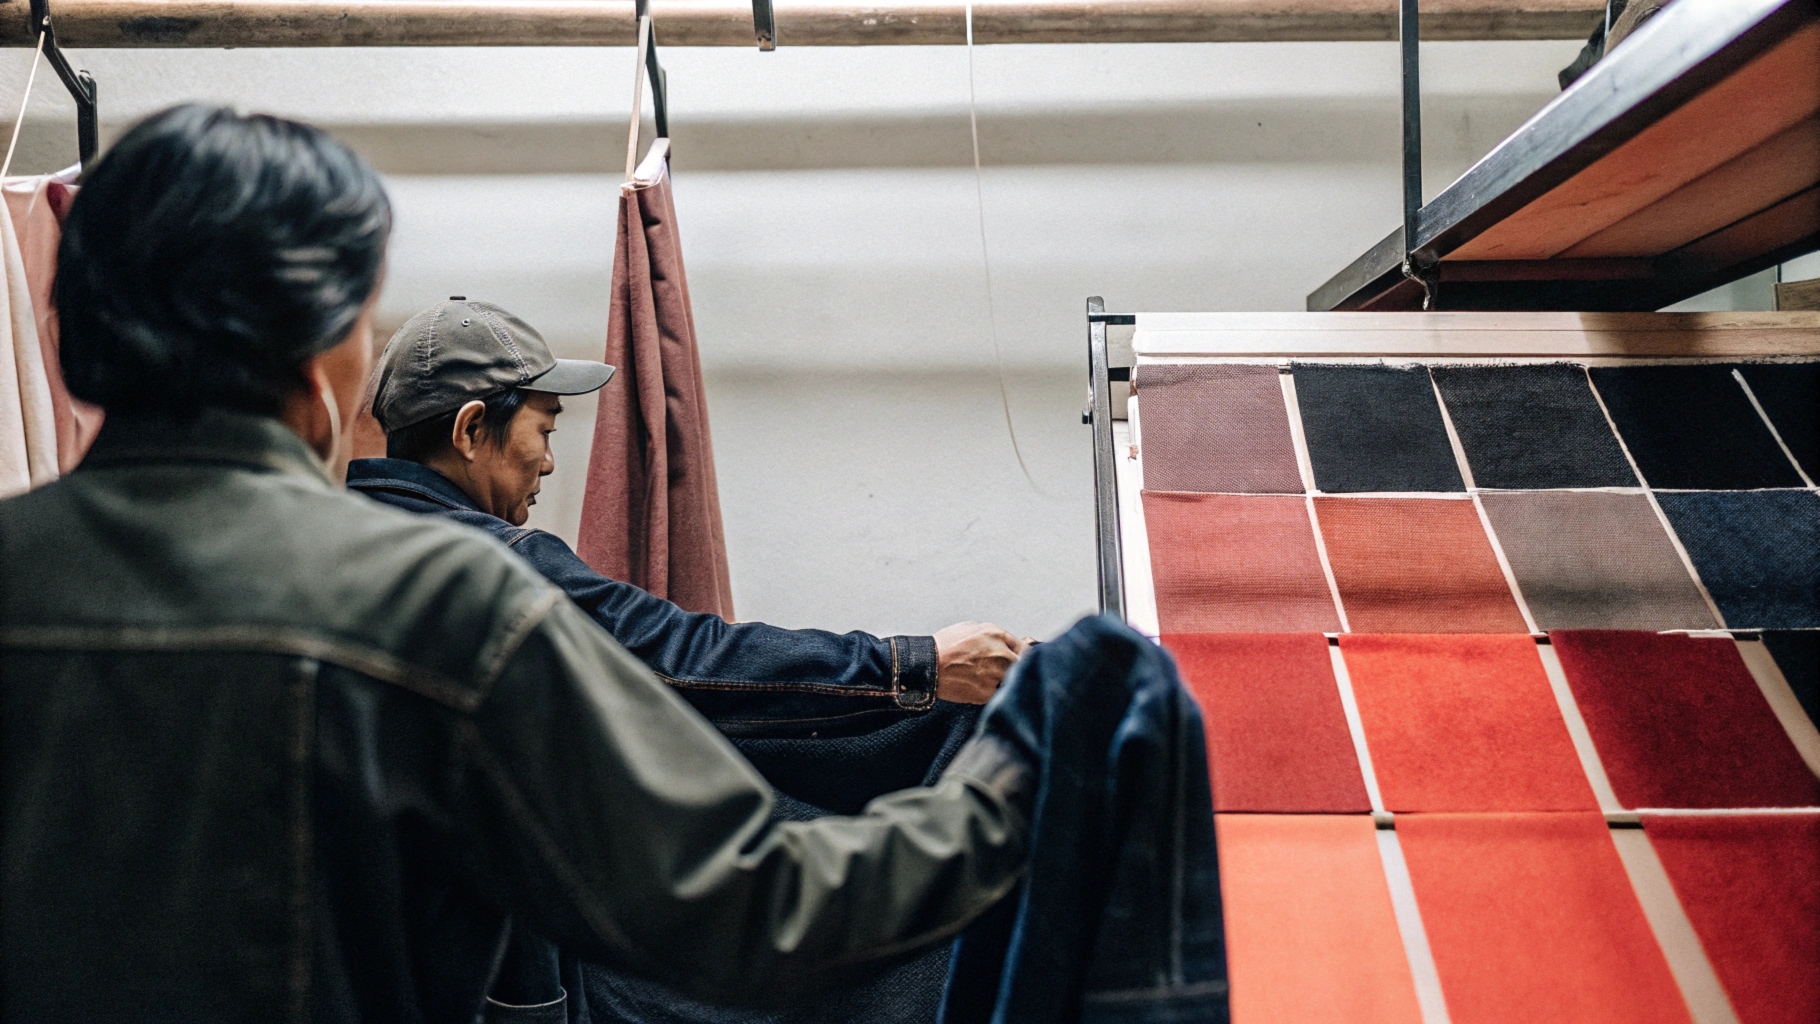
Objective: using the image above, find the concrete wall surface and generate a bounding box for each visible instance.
[1,38,1589,637]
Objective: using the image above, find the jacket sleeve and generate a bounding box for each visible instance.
[456,596,1028,1005]
[510,529,939,709]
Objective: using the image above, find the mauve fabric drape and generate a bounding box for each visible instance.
[578,142,734,618]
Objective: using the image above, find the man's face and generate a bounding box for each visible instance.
[477,392,561,526]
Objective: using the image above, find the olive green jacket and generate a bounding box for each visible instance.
[0,409,1028,1024]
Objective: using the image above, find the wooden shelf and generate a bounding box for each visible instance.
[1309,0,1820,312]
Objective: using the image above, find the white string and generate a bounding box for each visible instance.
[965,2,1053,496]
[2,31,47,181]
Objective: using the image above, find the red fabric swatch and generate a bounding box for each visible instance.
[1166,634,1369,812]
[1143,492,1342,633]
[1314,497,1528,633]
[1218,814,1423,1024]
[1643,814,1820,1024]
[1340,635,1596,811]
[1398,812,1692,1024]
[1551,631,1820,809]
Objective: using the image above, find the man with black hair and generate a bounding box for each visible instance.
[0,104,1032,1024]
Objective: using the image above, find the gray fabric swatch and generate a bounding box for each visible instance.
[1480,491,1715,630]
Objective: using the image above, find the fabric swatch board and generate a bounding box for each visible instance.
[1587,364,1803,490]
[1141,492,1341,633]
[1290,363,1462,493]
[1313,497,1528,633]
[1734,362,1817,481]
[1652,489,1819,629]
[1761,630,1819,726]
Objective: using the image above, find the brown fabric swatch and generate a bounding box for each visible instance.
[578,154,735,617]
[1136,364,1303,494]
[1479,491,1716,631]
[1315,497,1528,633]
[1143,491,1341,633]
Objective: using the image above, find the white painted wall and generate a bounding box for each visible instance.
[4,37,1598,637]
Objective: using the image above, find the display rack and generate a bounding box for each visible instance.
[1309,0,1820,312]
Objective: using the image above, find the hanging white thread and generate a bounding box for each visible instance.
[2,30,47,180]
[966,2,1054,496]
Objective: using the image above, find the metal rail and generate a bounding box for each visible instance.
[1084,297,1134,619]
[0,0,1604,48]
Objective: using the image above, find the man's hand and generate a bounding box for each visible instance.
[934,622,1032,704]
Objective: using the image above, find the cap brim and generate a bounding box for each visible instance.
[524,359,615,395]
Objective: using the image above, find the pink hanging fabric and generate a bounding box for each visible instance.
[3,176,99,474]
[578,141,734,617]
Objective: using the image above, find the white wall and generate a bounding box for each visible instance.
[2,38,1588,637]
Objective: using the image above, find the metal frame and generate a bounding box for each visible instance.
[752,0,776,50]
[1311,0,1818,312]
[30,0,98,166]
[1084,297,1134,618]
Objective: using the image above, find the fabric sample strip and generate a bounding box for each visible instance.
[1143,492,1342,633]
[1166,634,1369,813]
[1588,364,1804,489]
[1217,814,1423,1024]
[1737,361,1817,480]
[1397,813,1692,1024]
[1478,491,1715,630]
[1655,490,1820,629]
[1339,634,1596,812]
[1551,631,1820,809]
[1761,630,1819,727]
[1291,363,1463,493]
[1430,363,1637,489]
[1136,364,1304,494]
[1643,814,1820,1024]
[1314,497,1528,633]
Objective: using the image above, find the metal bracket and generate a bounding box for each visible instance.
[633,0,668,140]
[1085,296,1126,620]
[30,0,97,166]
[752,0,776,50]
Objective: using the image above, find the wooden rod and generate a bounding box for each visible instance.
[0,0,1603,47]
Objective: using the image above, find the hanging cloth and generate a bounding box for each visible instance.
[5,172,99,475]
[577,139,735,618]
[0,174,59,496]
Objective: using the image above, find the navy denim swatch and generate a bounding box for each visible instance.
[942,616,1227,1024]
[1737,362,1818,481]
[1656,490,1820,629]
[1589,365,1803,490]
[1292,364,1463,492]
[1431,364,1636,489]
[1761,631,1819,728]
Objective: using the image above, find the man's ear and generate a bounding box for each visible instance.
[448,401,488,462]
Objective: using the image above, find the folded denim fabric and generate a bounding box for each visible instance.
[941,616,1228,1024]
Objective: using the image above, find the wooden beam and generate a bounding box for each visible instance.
[0,0,1602,48]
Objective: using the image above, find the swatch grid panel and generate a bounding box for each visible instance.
[1132,355,1820,1024]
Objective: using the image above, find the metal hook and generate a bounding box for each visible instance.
[29,0,96,167]
[752,0,776,50]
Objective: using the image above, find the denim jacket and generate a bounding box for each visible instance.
[346,459,940,731]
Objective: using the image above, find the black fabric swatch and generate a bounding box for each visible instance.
[1656,490,1819,629]
[1738,362,1818,481]
[1431,364,1637,489]
[1292,363,1463,492]
[1589,365,1804,490]
[1761,631,1820,729]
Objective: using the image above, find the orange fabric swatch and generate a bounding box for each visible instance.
[1167,634,1369,812]
[1143,492,1342,633]
[1217,814,1422,1024]
[1314,497,1528,633]
[1340,635,1596,811]
[1643,814,1820,1024]
[1398,813,1692,1024]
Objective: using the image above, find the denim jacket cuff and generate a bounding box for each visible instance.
[888,635,939,710]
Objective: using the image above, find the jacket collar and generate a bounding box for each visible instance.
[80,408,333,486]
[345,457,482,513]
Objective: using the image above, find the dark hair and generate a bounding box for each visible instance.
[385,388,529,463]
[57,104,390,417]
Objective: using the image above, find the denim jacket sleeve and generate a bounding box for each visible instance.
[462,596,1030,1007]
[508,529,940,712]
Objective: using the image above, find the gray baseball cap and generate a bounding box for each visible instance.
[371,297,615,432]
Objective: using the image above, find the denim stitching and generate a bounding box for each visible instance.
[480,308,531,382]
[658,674,894,697]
